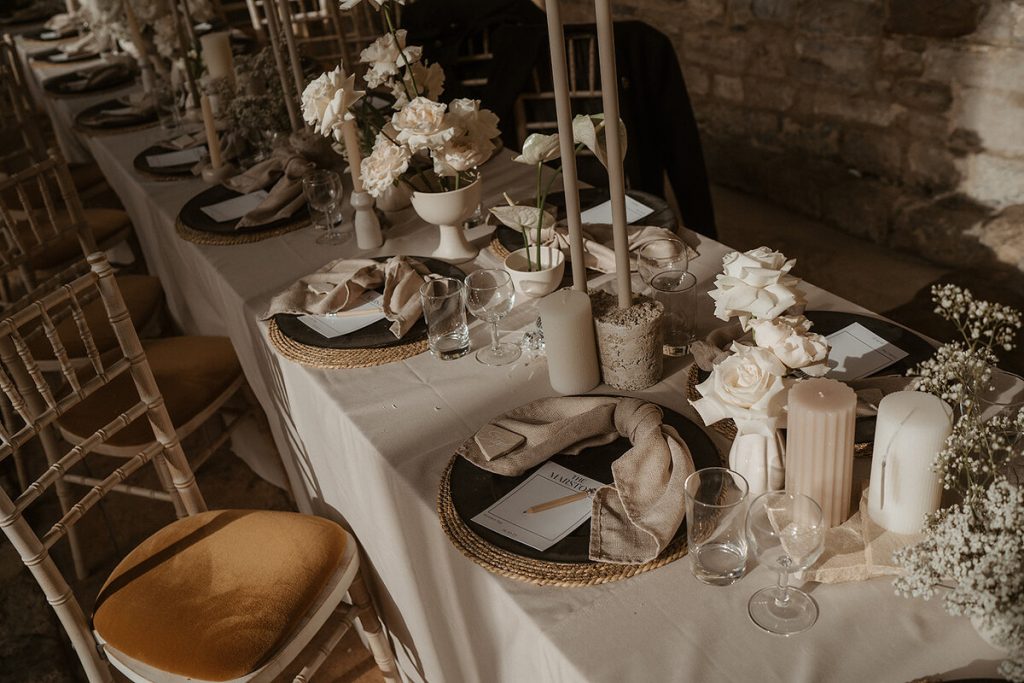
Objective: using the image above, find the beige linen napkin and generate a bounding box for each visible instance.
[224,143,312,229]
[521,224,697,274]
[63,63,130,92]
[59,32,104,56]
[459,396,697,565]
[263,256,432,339]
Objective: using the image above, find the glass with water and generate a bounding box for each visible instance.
[683,467,750,585]
[649,269,698,356]
[419,277,470,360]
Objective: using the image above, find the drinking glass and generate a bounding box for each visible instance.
[745,491,826,636]
[302,170,349,245]
[683,467,749,586]
[419,278,469,360]
[465,269,521,366]
[649,269,698,356]
[637,238,690,287]
[155,84,181,135]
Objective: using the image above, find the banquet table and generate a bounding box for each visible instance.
[19,55,1008,683]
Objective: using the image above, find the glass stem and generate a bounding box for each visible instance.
[774,569,791,608]
[489,321,500,352]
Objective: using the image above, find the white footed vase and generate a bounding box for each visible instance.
[504,247,565,298]
[728,424,785,496]
[411,179,482,262]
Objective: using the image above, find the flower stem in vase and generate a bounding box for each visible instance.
[383,4,419,96]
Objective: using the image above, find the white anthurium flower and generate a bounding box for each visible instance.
[572,113,627,168]
[360,30,422,89]
[360,136,411,198]
[708,247,805,328]
[513,133,560,165]
[302,68,365,138]
[489,204,556,234]
[392,97,455,152]
[690,343,789,430]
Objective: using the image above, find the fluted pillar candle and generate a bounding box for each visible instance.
[785,378,857,527]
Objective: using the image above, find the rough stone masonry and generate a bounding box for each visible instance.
[562,0,1024,277]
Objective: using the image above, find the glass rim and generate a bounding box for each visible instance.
[649,269,698,293]
[465,268,513,291]
[638,237,688,257]
[419,276,465,298]
[683,467,749,507]
[978,367,1024,407]
[748,489,824,517]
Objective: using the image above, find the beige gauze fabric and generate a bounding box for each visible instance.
[262,256,432,339]
[459,396,697,565]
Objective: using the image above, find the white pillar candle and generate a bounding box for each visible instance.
[593,0,632,309]
[200,94,222,169]
[544,0,587,293]
[867,391,952,535]
[537,289,600,394]
[785,378,857,527]
[199,31,234,86]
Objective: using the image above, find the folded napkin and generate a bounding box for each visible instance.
[459,396,697,564]
[43,12,79,34]
[523,224,697,274]
[58,32,101,56]
[263,255,433,339]
[62,62,130,92]
[223,141,315,228]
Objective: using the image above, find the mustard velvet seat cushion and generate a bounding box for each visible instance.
[60,336,241,447]
[26,274,163,360]
[27,207,131,270]
[93,510,348,681]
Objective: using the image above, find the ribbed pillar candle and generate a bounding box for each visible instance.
[785,378,857,527]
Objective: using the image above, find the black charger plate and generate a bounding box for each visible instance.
[133,144,202,178]
[273,257,463,350]
[74,98,157,131]
[43,66,134,96]
[178,183,310,236]
[449,400,720,563]
[493,188,676,257]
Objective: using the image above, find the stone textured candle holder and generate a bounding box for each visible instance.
[590,290,664,391]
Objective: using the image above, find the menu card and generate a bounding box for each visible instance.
[580,195,655,225]
[471,462,604,551]
[297,292,386,338]
[200,190,268,223]
[146,146,207,168]
[825,322,909,381]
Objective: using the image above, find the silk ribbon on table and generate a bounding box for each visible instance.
[460,396,696,565]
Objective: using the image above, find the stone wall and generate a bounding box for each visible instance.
[561,0,1024,274]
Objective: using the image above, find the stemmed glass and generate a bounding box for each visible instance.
[745,491,826,636]
[637,238,690,287]
[302,170,349,246]
[465,269,521,366]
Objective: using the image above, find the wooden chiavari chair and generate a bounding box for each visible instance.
[0,252,401,683]
[247,0,357,69]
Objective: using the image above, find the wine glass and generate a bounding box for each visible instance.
[465,269,521,366]
[745,491,826,636]
[637,238,690,287]
[302,170,349,246]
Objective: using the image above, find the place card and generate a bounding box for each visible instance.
[40,31,61,40]
[825,322,909,381]
[146,146,206,168]
[50,52,72,62]
[168,132,205,149]
[580,195,654,225]
[297,292,386,338]
[101,106,139,116]
[200,190,269,223]
[471,462,605,551]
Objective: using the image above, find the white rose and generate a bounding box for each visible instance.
[360,138,410,198]
[721,247,796,286]
[433,138,489,176]
[360,30,422,89]
[391,62,445,108]
[690,343,789,428]
[445,98,500,141]
[572,113,627,168]
[749,315,812,348]
[513,133,560,165]
[771,331,830,376]
[392,97,455,151]
[303,68,364,138]
[708,247,805,327]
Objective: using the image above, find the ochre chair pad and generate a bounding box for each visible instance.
[69,162,106,192]
[93,510,348,681]
[60,336,241,447]
[27,274,163,360]
[28,208,130,270]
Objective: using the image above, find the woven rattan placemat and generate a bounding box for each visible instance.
[174,214,309,246]
[267,318,428,369]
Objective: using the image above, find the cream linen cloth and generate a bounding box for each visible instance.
[459,396,697,565]
[803,489,919,583]
[224,143,313,229]
[523,224,697,274]
[263,256,432,339]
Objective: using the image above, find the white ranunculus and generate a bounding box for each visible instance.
[360,138,411,198]
[433,139,488,176]
[489,204,556,233]
[360,30,422,89]
[513,133,560,165]
[302,68,364,137]
[690,343,789,429]
[749,315,812,349]
[392,97,455,152]
[771,331,830,376]
[572,113,627,168]
[708,247,805,328]
[391,61,445,108]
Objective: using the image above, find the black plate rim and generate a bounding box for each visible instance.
[42,66,135,96]
[178,183,310,236]
[75,98,157,130]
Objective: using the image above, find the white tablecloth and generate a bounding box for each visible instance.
[28,59,1004,682]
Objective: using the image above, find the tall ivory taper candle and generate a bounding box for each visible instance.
[868,391,952,534]
[200,94,223,169]
[594,0,632,309]
[200,31,234,86]
[785,378,857,527]
[538,289,601,394]
[545,0,587,293]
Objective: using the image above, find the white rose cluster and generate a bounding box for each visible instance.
[301,67,365,142]
[708,246,805,329]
